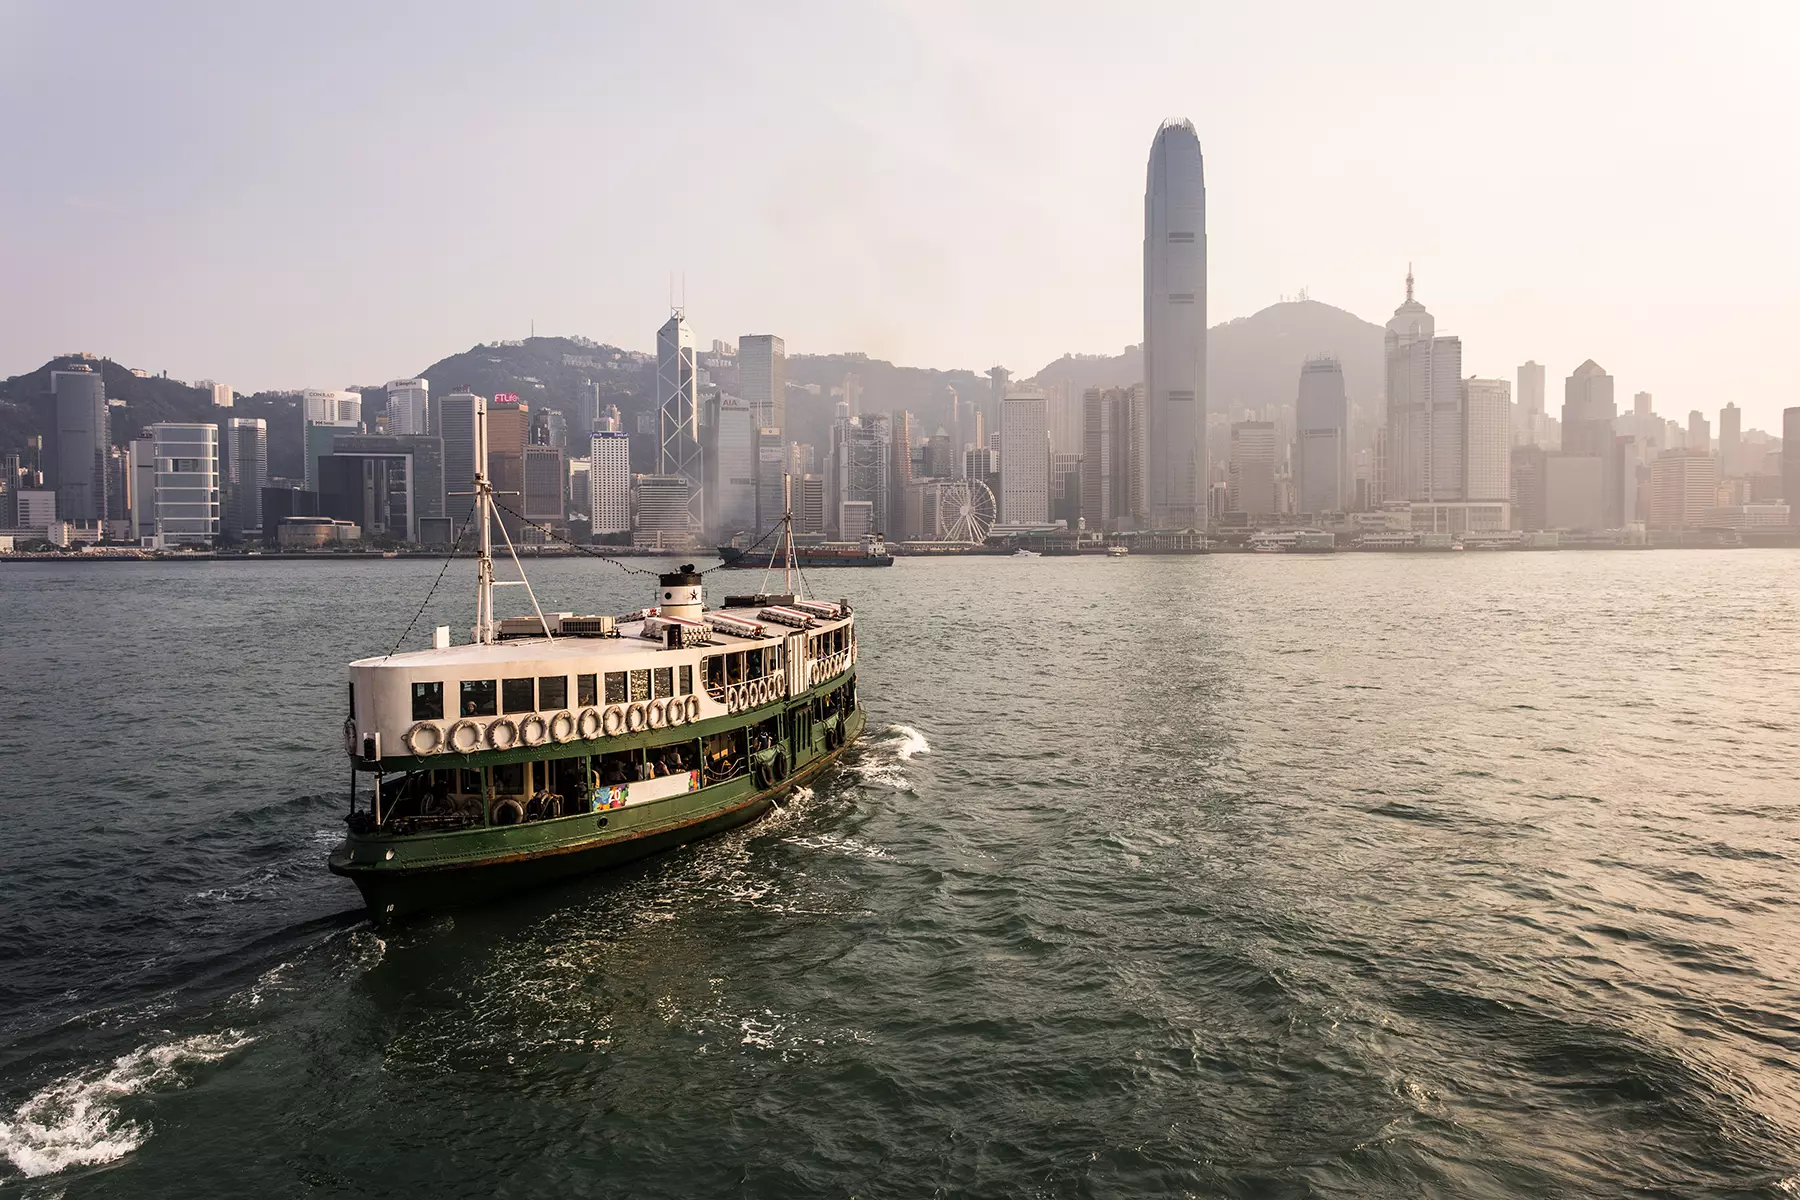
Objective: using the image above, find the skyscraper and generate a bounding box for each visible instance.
[704,393,756,537]
[755,426,787,537]
[385,379,430,436]
[1000,392,1050,525]
[589,430,631,536]
[1385,270,1463,503]
[1228,421,1277,518]
[657,311,703,529]
[738,335,786,437]
[1143,119,1207,528]
[439,392,485,531]
[889,409,917,540]
[1784,408,1800,526]
[1463,378,1512,506]
[1081,385,1147,531]
[1719,402,1742,476]
[224,417,269,542]
[1688,410,1711,455]
[52,367,108,522]
[1294,358,1348,516]
[302,390,361,426]
[145,423,220,546]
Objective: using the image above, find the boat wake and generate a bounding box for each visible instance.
[848,724,931,791]
[0,1030,253,1179]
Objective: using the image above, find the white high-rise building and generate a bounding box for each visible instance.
[385,379,430,436]
[706,395,757,537]
[1000,392,1049,524]
[1294,357,1348,516]
[146,423,220,547]
[1719,402,1742,475]
[1228,421,1278,517]
[1462,377,1512,503]
[1384,269,1464,503]
[589,431,630,535]
[1143,119,1207,528]
[738,335,786,437]
[657,312,702,530]
[303,390,361,426]
[199,380,233,408]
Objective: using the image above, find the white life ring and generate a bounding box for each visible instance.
[487,717,519,751]
[447,719,482,754]
[752,680,766,706]
[403,721,443,757]
[602,705,625,737]
[576,707,602,740]
[726,688,741,715]
[646,698,667,729]
[519,713,549,747]
[665,697,686,727]
[548,710,575,743]
[685,694,701,722]
[625,702,647,732]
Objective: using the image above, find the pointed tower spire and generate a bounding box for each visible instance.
[1405,263,1414,303]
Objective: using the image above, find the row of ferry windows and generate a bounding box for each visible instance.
[411,666,696,721]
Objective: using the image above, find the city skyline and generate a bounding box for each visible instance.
[2,4,1795,426]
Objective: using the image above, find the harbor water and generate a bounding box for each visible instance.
[1,551,1798,1197]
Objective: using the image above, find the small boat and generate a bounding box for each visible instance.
[1012,549,1041,558]
[1105,545,1129,557]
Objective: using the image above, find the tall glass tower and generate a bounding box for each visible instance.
[1143,120,1206,529]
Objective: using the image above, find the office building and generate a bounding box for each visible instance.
[1143,119,1207,527]
[1510,446,1546,531]
[1294,358,1348,516]
[13,489,56,529]
[224,417,269,543]
[319,434,446,544]
[832,413,892,536]
[302,390,362,426]
[199,381,233,408]
[1001,392,1050,524]
[1650,450,1721,529]
[632,474,693,548]
[739,335,786,437]
[1385,271,1464,504]
[523,443,565,529]
[657,311,703,530]
[1228,421,1278,518]
[1719,403,1742,476]
[589,430,631,535]
[889,410,918,541]
[52,367,109,522]
[1786,408,1800,525]
[756,426,787,536]
[1688,411,1711,455]
[1545,454,1606,530]
[1516,361,1546,445]
[144,423,220,546]
[439,392,484,531]
[1080,384,1147,531]
[385,379,430,436]
[485,396,528,535]
[1463,377,1512,506]
[704,393,757,537]
[798,474,825,535]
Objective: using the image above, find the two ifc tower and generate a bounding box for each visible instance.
[1143,118,1207,530]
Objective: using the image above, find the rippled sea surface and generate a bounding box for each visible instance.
[2,551,1799,1197]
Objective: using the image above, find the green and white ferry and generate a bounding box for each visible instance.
[329,415,864,924]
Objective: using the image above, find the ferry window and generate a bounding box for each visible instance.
[604,671,627,704]
[629,669,651,702]
[539,675,568,709]
[460,768,482,793]
[493,763,525,794]
[679,664,693,696]
[411,681,444,721]
[726,654,743,684]
[704,656,725,699]
[460,679,497,717]
[578,673,598,707]
[503,677,535,713]
[653,667,673,699]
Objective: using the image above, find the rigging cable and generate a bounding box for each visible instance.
[381,503,478,660]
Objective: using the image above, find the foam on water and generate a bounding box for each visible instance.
[847,724,932,791]
[0,1031,253,1179]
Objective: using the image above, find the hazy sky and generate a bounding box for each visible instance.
[3,2,1796,427]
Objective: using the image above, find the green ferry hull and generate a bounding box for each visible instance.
[331,708,864,925]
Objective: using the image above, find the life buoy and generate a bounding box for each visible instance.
[447,719,482,754]
[488,717,519,750]
[625,702,647,732]
[726,689,741,715]
[493,797,525,826]
[519,713,549,747]
[342,718,358,757]
[665,698,686,727]
[684,695,700,722]
[824,719,843,751]
[602,706,625,737]
[541,794,564,819]
[404,721,443,756]
[647,698,667,729]
[577,707,602,739]
[549,710,576,743]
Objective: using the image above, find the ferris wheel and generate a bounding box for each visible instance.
[937,479,997,544]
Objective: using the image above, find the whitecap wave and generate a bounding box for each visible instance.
[885,724,931,760]
[0,1030,253,1179]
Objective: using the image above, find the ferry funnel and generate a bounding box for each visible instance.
[657,564,704,619]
